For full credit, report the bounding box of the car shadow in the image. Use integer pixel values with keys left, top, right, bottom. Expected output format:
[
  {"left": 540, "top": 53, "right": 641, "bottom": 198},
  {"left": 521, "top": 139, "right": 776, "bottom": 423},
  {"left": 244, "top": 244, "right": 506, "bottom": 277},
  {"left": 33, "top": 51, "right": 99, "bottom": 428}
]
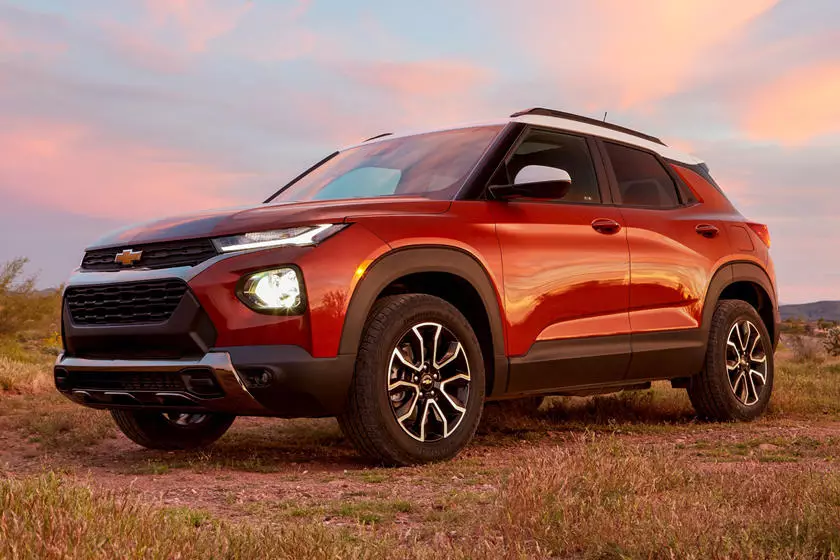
[{"left": 38, "top": 388, "right": 701, "bottom": 474}]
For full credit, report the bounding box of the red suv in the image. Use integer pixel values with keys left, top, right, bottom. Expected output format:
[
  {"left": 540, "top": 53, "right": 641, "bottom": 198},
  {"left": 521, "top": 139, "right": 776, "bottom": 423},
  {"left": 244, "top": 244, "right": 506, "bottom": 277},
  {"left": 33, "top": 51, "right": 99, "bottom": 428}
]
[{"left": 55, "top": 108, "right": 779, "bottom": 465}]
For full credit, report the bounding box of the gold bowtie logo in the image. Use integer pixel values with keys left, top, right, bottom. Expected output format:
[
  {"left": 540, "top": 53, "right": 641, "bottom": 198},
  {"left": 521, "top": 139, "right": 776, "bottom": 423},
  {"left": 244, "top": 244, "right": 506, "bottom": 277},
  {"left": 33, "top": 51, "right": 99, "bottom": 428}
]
[{"left": 114, "top": 249, "right": 143, "bottom": 266}]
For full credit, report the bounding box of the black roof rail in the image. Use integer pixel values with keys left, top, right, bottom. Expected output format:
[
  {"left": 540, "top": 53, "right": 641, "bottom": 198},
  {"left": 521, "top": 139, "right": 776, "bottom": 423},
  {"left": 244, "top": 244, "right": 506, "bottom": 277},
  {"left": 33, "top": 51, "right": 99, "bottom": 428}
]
[
  {"left": 510, "top": 108, "right": 665, "bottom": 146},
  {"left": 362, "top": 132, "right": 393, "bottom": 142}
]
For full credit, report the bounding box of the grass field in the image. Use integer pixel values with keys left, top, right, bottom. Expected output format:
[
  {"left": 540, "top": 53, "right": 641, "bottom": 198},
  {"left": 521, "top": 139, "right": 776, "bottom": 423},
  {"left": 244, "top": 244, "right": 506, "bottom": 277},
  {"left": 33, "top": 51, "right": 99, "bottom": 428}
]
[{"left": 1, "top": 341, "right": 840, "bottom": 559}]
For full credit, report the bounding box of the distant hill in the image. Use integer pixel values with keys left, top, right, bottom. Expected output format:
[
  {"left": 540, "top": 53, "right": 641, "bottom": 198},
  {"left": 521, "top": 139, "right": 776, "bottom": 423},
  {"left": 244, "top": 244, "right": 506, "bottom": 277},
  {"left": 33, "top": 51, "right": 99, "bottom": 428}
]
[{"left": 780, "top": 301, "right": 840, "bottom": 321}]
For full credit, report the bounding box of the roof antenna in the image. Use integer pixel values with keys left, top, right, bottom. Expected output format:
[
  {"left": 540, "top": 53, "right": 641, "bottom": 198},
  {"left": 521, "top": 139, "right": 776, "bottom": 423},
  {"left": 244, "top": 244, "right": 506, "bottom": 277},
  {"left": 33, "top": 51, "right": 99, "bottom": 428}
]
[{"left": 603, "top": 111, "right": 608, "bottom": 122}]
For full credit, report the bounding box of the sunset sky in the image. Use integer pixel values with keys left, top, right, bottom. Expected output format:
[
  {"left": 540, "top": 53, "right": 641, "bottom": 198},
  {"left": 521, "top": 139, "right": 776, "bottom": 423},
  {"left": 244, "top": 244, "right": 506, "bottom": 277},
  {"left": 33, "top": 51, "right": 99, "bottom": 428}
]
[{"left": 1, "top": 0, "right": 838, "bottom": 303}]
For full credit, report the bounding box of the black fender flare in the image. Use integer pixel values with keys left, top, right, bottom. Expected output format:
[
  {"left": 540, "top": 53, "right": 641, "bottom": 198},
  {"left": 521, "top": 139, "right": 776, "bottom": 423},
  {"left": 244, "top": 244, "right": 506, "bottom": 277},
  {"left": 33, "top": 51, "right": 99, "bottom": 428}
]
[
  {"left": 337, "top": 246, "right": 508, "bottom": 395},
  {"left": 702, "top": 261, "right": 779, "bottom": 347}
]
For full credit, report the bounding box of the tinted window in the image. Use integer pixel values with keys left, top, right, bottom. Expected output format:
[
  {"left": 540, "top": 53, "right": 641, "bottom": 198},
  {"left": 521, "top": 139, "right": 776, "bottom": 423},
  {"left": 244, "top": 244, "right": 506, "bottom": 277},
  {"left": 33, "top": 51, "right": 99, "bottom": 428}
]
[
  {"left": 605, "top": 142, "right": 679, "bottom": 208},
  {"left": 506, "top": 130, "right": 600, "bottom": 203},
  {"left": 268, "top": 126, "right": 502, "bottom": 203}
]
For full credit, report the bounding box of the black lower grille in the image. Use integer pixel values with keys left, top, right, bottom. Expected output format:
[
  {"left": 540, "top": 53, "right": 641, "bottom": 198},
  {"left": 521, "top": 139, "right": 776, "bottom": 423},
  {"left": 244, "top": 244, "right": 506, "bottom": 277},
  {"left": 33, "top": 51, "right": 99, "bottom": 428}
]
[
  {"left": 82, "top": 238, "right": 217, "bottom": 271},
  {"left": 62, "top": 368, "right": 223, "bottom": 398},
  {"left": 72, "top": 371, "right": 186, "bottom": 392},
  {"left": 65, "top": 280, "right": 188, "bottom": 325}
]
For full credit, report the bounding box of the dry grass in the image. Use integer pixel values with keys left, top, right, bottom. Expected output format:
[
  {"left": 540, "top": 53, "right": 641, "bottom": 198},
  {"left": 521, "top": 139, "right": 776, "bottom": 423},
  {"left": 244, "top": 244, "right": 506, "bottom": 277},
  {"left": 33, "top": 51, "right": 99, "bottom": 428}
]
[
  {"left": 771, "top": 360, "right": 840, "bottom": 417},
  {"left": 0, "top": 356, "right": 52, "bottom": 393},
  {"left": 496, "top": 438, "right": 840, "bottom": 559},
  {"left": 3, "top": 436, "right": 840, "bottom": 560},
  {"left": 0, "top": 473, "right": 396, "bottom": 560},
  {"left": 3, "top": 303, "right": 840, "bottom": 558}
]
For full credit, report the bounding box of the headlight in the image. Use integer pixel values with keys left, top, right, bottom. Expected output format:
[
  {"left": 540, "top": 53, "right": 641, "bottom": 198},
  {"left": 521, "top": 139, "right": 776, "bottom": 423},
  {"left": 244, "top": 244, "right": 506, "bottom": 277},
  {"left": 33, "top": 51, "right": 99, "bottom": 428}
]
[
  {"left": 240, "top": 268, "right": 303, "bottom": 312},
  {"left": 213, "top": 224, "right": 347, "bottom": 253}
]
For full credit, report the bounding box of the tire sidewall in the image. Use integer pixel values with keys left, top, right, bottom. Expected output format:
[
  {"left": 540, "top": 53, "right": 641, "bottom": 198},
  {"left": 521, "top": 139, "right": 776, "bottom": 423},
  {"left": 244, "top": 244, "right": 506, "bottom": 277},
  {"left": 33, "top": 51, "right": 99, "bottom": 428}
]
[
  {"left": 711, "top": 303, "right": 775, "bottom": 420},
  {"left": 360, "top": 299, "right": 485, "bottom": 463}
]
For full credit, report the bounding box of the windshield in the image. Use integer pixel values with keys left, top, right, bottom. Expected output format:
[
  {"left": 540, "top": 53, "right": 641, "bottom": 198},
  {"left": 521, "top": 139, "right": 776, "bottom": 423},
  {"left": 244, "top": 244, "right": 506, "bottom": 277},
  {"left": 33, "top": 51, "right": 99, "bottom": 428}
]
[{"left": 267, "top": 125, "right": 502, "bottom": 203}]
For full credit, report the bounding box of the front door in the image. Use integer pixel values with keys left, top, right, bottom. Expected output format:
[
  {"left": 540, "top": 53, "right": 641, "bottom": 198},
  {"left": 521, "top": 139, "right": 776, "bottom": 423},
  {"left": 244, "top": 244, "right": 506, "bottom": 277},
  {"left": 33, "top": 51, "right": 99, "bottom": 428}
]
[{"left": 490, "top": 128, "right": 632, "bottom": 393}]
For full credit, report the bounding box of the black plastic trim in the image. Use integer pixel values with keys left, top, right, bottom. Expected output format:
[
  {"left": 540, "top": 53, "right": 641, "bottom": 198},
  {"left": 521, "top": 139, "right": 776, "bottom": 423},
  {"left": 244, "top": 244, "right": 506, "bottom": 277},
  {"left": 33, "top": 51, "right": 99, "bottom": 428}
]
[
  {"left": 362, "top": 132, "right": 393, "bottom": 142},
  {"left": 264, "top": 151, "right": 339, "bottom": 203},
  {"left": 337, "top": 246, "right": 508, "bottom": 396},
  {"left": 508, "top": 335, "right": 632, "bottom": 394},
  {"left": 625, "top": 328, "right": 706, "bottom": 381},
  {"left": 219, "top": 345, "right": 356, "bottom": 417},
  {"left": 702, "top": 261, "right": 780, "bottom": 349},
  {"left": 458, "top": 122, "right": 526, "bottom": 200}
]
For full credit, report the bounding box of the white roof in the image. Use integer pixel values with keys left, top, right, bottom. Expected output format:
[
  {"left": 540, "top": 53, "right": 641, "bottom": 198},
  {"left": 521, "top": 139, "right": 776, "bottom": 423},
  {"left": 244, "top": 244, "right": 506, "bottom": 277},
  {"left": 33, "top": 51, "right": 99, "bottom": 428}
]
[
  {"left": 342, "top": 114, "right": 703, "bottom": 166},
  {"left": 511, "top": 114, "right": 703, "bottom": 165}
]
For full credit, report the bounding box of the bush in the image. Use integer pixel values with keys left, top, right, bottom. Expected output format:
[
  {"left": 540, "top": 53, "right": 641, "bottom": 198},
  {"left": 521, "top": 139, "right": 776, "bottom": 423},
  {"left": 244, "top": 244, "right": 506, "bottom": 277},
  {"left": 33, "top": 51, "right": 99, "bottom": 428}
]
[
  {"left": 824, "top": 327, "right": 840, "bottom": 358},
  {"left": 0, "top": 258, "right": 59, "bottom": 337},
  {"left": 786, "top": 334, "right": 825, "bottom": 363}
]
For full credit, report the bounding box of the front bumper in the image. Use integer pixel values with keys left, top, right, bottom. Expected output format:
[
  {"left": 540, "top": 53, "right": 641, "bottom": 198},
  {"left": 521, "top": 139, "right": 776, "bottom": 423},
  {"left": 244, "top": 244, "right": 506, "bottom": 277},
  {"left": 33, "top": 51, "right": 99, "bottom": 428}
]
[{"left": 54, "top": 346, "right": 355, "bottom": 418}]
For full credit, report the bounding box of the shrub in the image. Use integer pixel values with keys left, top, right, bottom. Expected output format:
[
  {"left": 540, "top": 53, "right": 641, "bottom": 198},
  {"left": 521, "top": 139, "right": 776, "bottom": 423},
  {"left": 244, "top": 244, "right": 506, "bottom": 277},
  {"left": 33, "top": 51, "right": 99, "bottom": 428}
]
[
  {"left": 0, "top": 258, "right": 59, "bottom": 337},
  {"left": 824, "top": 327, "right": 840, "bottom": 358},
  {"left": 786, "top": 334, "right": 825, "bottom": 363}
]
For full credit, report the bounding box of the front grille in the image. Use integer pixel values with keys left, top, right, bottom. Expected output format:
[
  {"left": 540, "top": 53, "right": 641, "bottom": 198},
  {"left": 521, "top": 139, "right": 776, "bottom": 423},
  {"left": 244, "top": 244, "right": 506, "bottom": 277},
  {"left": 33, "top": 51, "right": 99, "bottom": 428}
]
[
  {"left": 82, "top": 238, "right": 217, "bottom": 271},
  {"left": 65, "top": 280, "right": 188, "bottom": 325}
]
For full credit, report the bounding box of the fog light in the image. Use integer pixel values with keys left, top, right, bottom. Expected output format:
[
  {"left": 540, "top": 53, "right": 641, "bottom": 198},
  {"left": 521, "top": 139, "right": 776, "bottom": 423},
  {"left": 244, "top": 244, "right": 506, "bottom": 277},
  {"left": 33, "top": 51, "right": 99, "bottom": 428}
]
[{"left": 241, "top": 268, "right": 302, "bottom": 311}]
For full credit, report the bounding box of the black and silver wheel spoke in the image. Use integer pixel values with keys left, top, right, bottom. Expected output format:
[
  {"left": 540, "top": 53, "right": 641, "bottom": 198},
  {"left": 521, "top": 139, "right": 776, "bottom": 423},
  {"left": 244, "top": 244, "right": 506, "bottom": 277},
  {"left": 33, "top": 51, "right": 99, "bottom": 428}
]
[
  {"left": 387, "top": 322, "right": 470, "bottom": 442},
  {"left": 726, "top": 320, "right": 767, "bottom": 406},
  {"left": 164, "top": 413, "right": 208, "bottom": 427}
]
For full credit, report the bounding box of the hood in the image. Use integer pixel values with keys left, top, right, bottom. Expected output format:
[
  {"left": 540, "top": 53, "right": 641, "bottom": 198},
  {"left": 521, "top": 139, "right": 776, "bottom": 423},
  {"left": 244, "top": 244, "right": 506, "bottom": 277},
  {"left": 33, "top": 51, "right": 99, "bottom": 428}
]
[{"left": 87, "top": 197, "right": 450, "bottom": 250}]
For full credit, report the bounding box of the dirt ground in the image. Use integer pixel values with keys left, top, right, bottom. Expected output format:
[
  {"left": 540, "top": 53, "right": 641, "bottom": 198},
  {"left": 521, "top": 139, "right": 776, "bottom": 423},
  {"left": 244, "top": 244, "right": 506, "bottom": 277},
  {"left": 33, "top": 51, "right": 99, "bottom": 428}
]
[{"left": 3, "top": 389, "right": 840, "bottom": 534}]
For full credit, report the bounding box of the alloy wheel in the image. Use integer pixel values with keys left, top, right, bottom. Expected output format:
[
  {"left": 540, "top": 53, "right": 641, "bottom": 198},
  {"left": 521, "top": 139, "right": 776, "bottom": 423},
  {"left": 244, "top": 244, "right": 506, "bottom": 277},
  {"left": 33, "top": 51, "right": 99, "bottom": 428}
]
[
  {"left": 164, "top": 413, "right": 208, "bottom": 427},
  {"left": 387, "top": 322, "right": 471, "bottom": 442},
  {"left": 725, "top": 320, "right": 768, "bottom": 406}
]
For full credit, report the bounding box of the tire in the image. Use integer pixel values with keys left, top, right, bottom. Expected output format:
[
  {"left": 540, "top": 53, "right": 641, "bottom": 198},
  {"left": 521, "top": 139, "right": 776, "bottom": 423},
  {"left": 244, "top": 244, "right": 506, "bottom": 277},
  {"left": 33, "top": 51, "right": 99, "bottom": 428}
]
[
  {"left": 338, "top": 294, "right": 486, "bottom": 466},
  {"left": 688, "top": 299, "right": 774, "bottom": 421},
  {"left": 110, "top": 410, "right": 235, "bottom": 450}
]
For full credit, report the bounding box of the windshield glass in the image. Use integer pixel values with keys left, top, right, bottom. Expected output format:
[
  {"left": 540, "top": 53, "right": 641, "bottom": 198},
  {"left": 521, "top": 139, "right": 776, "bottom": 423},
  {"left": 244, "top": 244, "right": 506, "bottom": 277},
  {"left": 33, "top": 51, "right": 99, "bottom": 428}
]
[{"left": 268, "top": 125, "right": 502, "bottom": 203}]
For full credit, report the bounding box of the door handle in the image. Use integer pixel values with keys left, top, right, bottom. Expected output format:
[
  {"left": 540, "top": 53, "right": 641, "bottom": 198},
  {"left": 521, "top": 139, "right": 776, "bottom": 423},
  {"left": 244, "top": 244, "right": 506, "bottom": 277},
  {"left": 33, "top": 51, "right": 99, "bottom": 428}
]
[
  {"left": 695, "top": 224, "right": 720, "bottom": 238},
  {"left": 591, "top": 218, "right": 622, "bottom": 235}
]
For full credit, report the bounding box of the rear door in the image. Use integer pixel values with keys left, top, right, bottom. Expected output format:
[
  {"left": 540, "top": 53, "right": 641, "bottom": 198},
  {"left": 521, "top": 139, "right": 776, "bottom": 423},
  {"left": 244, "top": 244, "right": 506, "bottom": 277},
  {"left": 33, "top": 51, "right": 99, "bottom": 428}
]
[
  {"left": 598, "top": 140, "right": 733, "bottom": 381},
  {"left": 490, "top": 128, "right": 632, "bottom": 393}
]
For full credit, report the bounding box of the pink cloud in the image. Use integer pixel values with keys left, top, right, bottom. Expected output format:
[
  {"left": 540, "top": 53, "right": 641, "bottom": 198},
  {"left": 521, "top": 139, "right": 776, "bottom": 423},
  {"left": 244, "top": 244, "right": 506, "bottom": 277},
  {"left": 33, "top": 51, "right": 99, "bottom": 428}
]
[
  {"left": 740, "top": 62, "right": 840, "bottom": 144},
  {"left": 0, "top": 21, "right": 67, "bottom": 60},
  {"left": 97, "top": 19, "right": 189, "bottom": 73},
  {"left": 348, "top": 60, "right": 491, "bottom": 97},
  {"left": 143, "top": 0, "right": 252, "bottom": 53},
  {"left": 489, "top": 0, "right": 778, "bottom": 109},
  {"left": 339, "top": 59, "right": 496, "bottom": 128},
  {"left": 0, "top": 117, "right": 250, "bottom": 220}
]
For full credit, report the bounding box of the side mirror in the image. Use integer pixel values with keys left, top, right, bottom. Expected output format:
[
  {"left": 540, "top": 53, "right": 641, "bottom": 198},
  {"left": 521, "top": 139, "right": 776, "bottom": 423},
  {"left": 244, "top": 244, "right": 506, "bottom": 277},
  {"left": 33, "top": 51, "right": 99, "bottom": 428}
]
[{"left": 489, "top": 165, "right": 572, "bottom": 200}]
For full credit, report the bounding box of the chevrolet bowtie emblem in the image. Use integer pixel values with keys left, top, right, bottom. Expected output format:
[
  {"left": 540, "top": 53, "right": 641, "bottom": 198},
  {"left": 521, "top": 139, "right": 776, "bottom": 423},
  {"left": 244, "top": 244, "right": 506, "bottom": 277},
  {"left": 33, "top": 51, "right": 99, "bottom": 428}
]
[{"left": 114, "top": 249, "right": 143, "bottom": 266}]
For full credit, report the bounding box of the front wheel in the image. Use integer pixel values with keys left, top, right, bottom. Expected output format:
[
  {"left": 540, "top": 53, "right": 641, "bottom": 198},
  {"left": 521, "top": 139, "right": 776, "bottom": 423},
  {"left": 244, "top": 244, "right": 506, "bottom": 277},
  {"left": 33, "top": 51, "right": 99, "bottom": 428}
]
[
  {"left": 688, "top": 299, "right": 774, "bottom": 421},
  {"left": 338, "top": 294, "right": 485, "bottom": 466},
  {"left": 110, "top": 410, "right": 235, "bottom": 450}
]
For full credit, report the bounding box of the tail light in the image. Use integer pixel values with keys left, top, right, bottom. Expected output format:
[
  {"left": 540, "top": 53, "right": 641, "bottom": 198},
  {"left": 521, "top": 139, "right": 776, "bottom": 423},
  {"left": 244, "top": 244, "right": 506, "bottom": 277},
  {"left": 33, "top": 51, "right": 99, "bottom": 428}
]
[{"left": 747, "top": 223, "right": 771, "bottom": 248}]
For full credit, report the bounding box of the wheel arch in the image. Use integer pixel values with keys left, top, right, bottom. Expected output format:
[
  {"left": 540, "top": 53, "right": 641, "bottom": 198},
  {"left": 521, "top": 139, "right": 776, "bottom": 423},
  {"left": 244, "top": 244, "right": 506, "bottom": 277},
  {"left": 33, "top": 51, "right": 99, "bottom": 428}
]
[
  {"left": 702, "top": 261, "right": 779, "bottom": 349},
  {"left": 338, "top": 246, "right": 508, "bottom": 397}
]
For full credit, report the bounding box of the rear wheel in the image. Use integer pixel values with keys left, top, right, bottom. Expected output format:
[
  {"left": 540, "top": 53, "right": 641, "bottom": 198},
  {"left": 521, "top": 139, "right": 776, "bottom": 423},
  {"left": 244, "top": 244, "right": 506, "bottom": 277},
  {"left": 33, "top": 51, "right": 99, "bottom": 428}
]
[
  {"left": 110, "top": 410, "right": 235, "bottom": 450},
  {"left": 688, "top": 299, "right": 774, "bottom": 421},
  {"left": 338, "top": 294, "right": 485, "bottom": 466}
]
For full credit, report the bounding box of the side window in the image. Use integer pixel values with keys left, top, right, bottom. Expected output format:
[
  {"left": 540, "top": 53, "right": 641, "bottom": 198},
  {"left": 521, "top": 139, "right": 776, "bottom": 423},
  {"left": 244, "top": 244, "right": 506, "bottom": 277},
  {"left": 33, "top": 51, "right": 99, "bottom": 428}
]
[
  {"left": 506, "top": 130, "right": 601, "bottom": 203},
  {"left": 604, "top": 142, "right": 680, "bottom": 208}
]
